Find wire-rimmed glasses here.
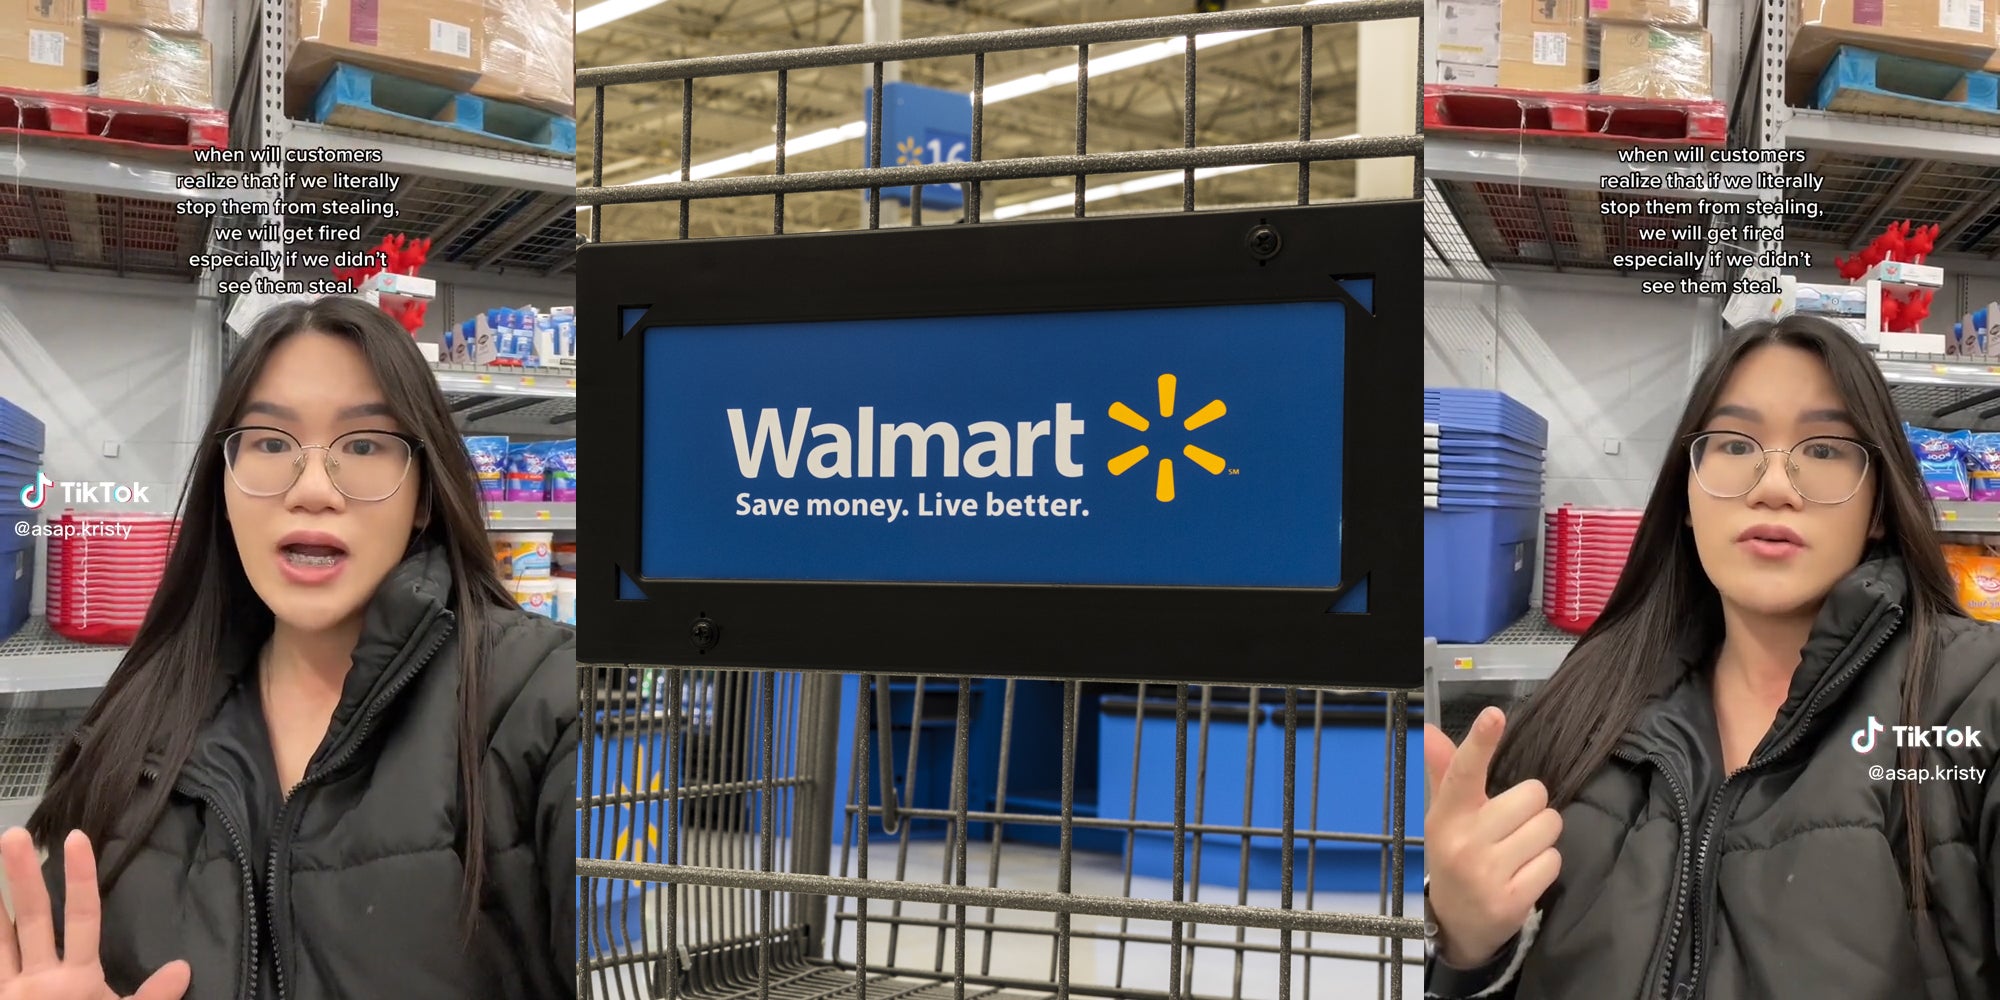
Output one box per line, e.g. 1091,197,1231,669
219,426,421,502
1687,430,1872,505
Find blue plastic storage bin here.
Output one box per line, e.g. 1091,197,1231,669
0,513,31,641
1424,388,1549,447
1432,448,1545,474
0,398,45,455
1098,694,1423,892
1425,505,1541,642
1435,434,1545,461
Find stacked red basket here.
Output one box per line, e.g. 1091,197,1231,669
46,512,180,645
1543,506,1642,635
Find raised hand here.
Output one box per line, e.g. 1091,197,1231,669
1423,708,1564,969
0,829,189,1000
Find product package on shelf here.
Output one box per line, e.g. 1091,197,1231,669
289,0,487,116
446,305,576,368
1788,0,1997,105
1589,0,1700,24
46,512,180,646
464,435,509,502
1945,544,2000,621
2,0,86,93
477,0,572,116
86,0,203,33
497,439,576,503
96,25,215,107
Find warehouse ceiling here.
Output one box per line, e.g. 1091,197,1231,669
577,0,1373,241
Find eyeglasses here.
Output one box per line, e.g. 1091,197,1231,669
1687,430,1872,505
219,426,422,502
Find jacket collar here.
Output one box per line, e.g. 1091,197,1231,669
171,543,457,788
1621,550,1908,761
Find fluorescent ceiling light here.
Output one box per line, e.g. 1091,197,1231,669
615,0,1341,187
991,163,1272,219
579,0,671,32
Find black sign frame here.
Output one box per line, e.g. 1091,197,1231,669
578,200,1422,688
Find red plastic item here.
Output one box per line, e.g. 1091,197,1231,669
1543,506,1643,635
45,512,180,646
1424,85,1727,146
0,86,227,156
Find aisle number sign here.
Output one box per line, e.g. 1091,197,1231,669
636,302,1349,589
862,82,972,211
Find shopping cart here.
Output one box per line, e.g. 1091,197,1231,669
579,669,1422,1000
575,6,1426,998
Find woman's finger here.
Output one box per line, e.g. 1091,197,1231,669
0,829,55,972
60,831,100,969
128,959,191,1000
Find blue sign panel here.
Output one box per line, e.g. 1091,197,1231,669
862,82,972,211
638,302,1344,588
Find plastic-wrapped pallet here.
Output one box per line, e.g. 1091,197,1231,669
1484,0,1713,99
1595,24,1713,101
478,0,573,116
95,26,215,107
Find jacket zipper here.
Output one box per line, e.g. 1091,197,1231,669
1634,605,1904,1000
145,765,260,1000
1612,745,1695,1000
264,612,456,1000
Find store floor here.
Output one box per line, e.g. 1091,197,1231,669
587,838,1423,1000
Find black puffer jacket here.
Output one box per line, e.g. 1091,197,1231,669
1427,556,2000,1000
52,545,577,1000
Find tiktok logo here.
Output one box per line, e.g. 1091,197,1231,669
17,471,51,511
1852,716,1885,754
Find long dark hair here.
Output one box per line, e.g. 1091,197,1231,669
1488,313,1960,913
30,297,514,932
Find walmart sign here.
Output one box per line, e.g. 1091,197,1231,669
862,82,971,211
640,302,1345,589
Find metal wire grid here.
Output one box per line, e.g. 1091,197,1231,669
578,669,1423,1000
1422,178,1492,283
279,173,577,274
0,186,206,279
0,618,101,662
1432,179,1710,276
573,3,1422,243
1777,154,2000,251
0,709,80,802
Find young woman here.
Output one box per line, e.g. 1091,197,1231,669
3,297,575,999
1424,314,2000,999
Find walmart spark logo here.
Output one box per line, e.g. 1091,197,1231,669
895,136,924,166
611,745,663,888
1106,374,1228,503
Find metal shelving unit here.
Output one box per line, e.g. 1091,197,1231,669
0,619,126,695
487,502,578,531
1423,0,2000,279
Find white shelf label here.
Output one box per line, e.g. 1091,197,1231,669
431,20,473,59
1533,32,1569,66
1943,0,1983,31
29,30,65,68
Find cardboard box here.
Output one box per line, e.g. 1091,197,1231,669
474,0,572,115
1599,24,1713,100
96,25,213,106
1587,0,1701,24
290,0,486,117
86,0,202,34
1500,0,1589,90
1434,0,1502,86
1790,0,1996,103
0,0,87,93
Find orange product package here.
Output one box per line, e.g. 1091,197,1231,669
1946,546,2000,622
